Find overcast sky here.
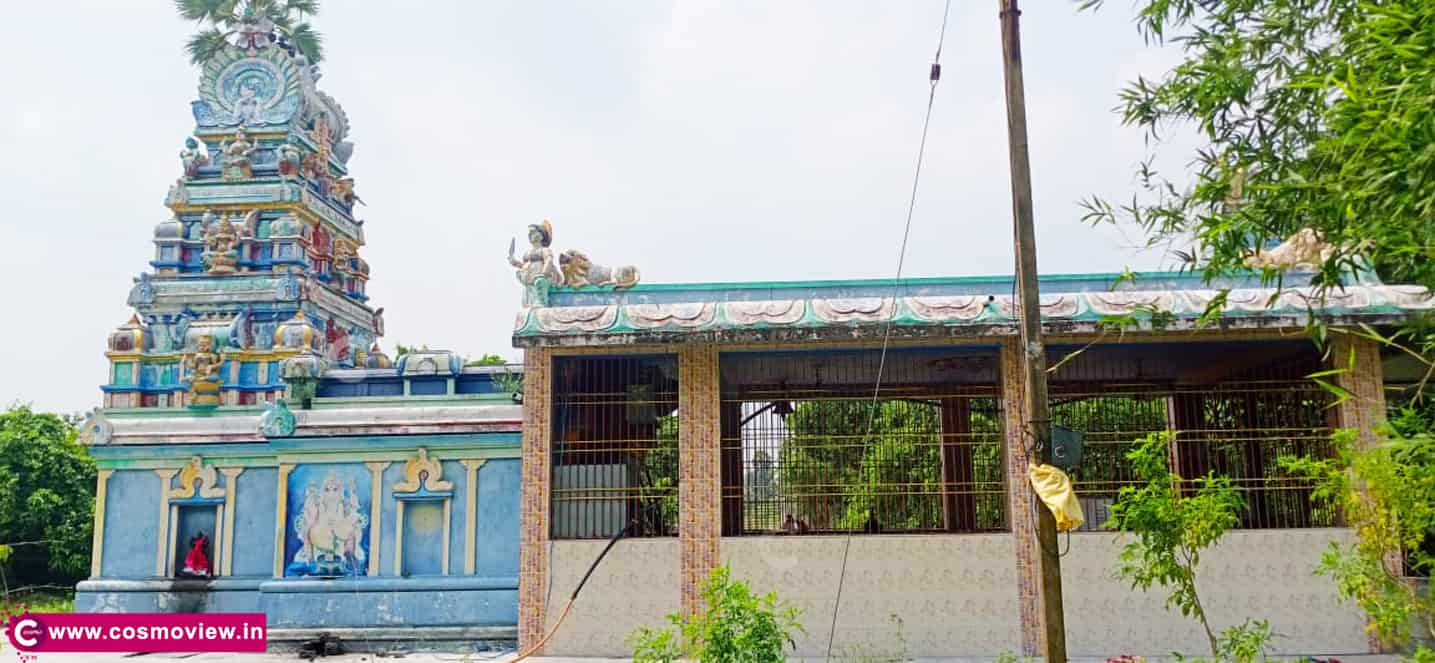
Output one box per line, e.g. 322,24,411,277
0,1,1197,414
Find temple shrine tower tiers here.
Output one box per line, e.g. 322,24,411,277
104,34,388,409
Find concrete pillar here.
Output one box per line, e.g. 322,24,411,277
679,345,722,618
517,348,553,652
1000,338,1043,654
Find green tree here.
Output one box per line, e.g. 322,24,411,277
780,400,943,531
1078,0,1435,294
773,399,1006,532
746,449,774,502
0,405,96,586
1109,431,1272,659
177,0,324,66
1283,414,1435,649
1084,2,1435,655
836,402,943,531
638,415,679,536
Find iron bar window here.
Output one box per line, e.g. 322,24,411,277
550,354,679,539
718,349,1007,536
1048,342,1336,530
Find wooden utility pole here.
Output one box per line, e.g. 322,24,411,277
997,1,1068,660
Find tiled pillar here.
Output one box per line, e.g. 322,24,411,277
517,348,553,652
1000,338,1042,655
1330,334,1387,450
1328,333,1391,653
679,345,721,618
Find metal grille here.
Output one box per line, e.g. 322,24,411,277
719,349,1007,535
1048,342,1336,530
551,355,679,539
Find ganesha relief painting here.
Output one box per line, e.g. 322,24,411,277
284,465,370,577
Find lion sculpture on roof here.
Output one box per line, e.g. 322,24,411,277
559,250,640,289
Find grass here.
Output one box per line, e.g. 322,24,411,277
2,589,75,613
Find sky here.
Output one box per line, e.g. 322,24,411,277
0,1,1198,415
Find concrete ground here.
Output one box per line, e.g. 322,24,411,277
26,655,1407,663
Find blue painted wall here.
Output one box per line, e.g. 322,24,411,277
233,467,278,577
474,459,521,577
82,429,521,635
444,460,466,574
101,471,161,578
258,578,518,627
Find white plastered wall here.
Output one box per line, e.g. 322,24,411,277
1062,528,1368,656
541,538,680,657
723,534,1022,657
539,529,1367,658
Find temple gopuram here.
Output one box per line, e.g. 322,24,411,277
75,10,1435,661
76,19,521,650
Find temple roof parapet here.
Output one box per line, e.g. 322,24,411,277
81,402,522,447
512,270,1434,347
82,363,523,446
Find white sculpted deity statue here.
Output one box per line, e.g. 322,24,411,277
507,219,564,306
180,137,209,179
233,82,265,126
219,128,257,180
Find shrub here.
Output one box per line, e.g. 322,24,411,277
630,565,802,663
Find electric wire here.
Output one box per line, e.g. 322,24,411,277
511,518,636,663
826,1,952,658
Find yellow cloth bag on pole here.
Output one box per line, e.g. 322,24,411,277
1027,464,1084,532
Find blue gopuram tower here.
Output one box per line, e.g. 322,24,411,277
103,34,386,410
77,21,522,644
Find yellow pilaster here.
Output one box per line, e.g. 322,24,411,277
393,501,406,576
365,462,389,577
273,464,294,577
167,504,180,573
442,499,452,575
153,469,179,577
219,468,244,576
90,470,114,578
461,459,487,575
